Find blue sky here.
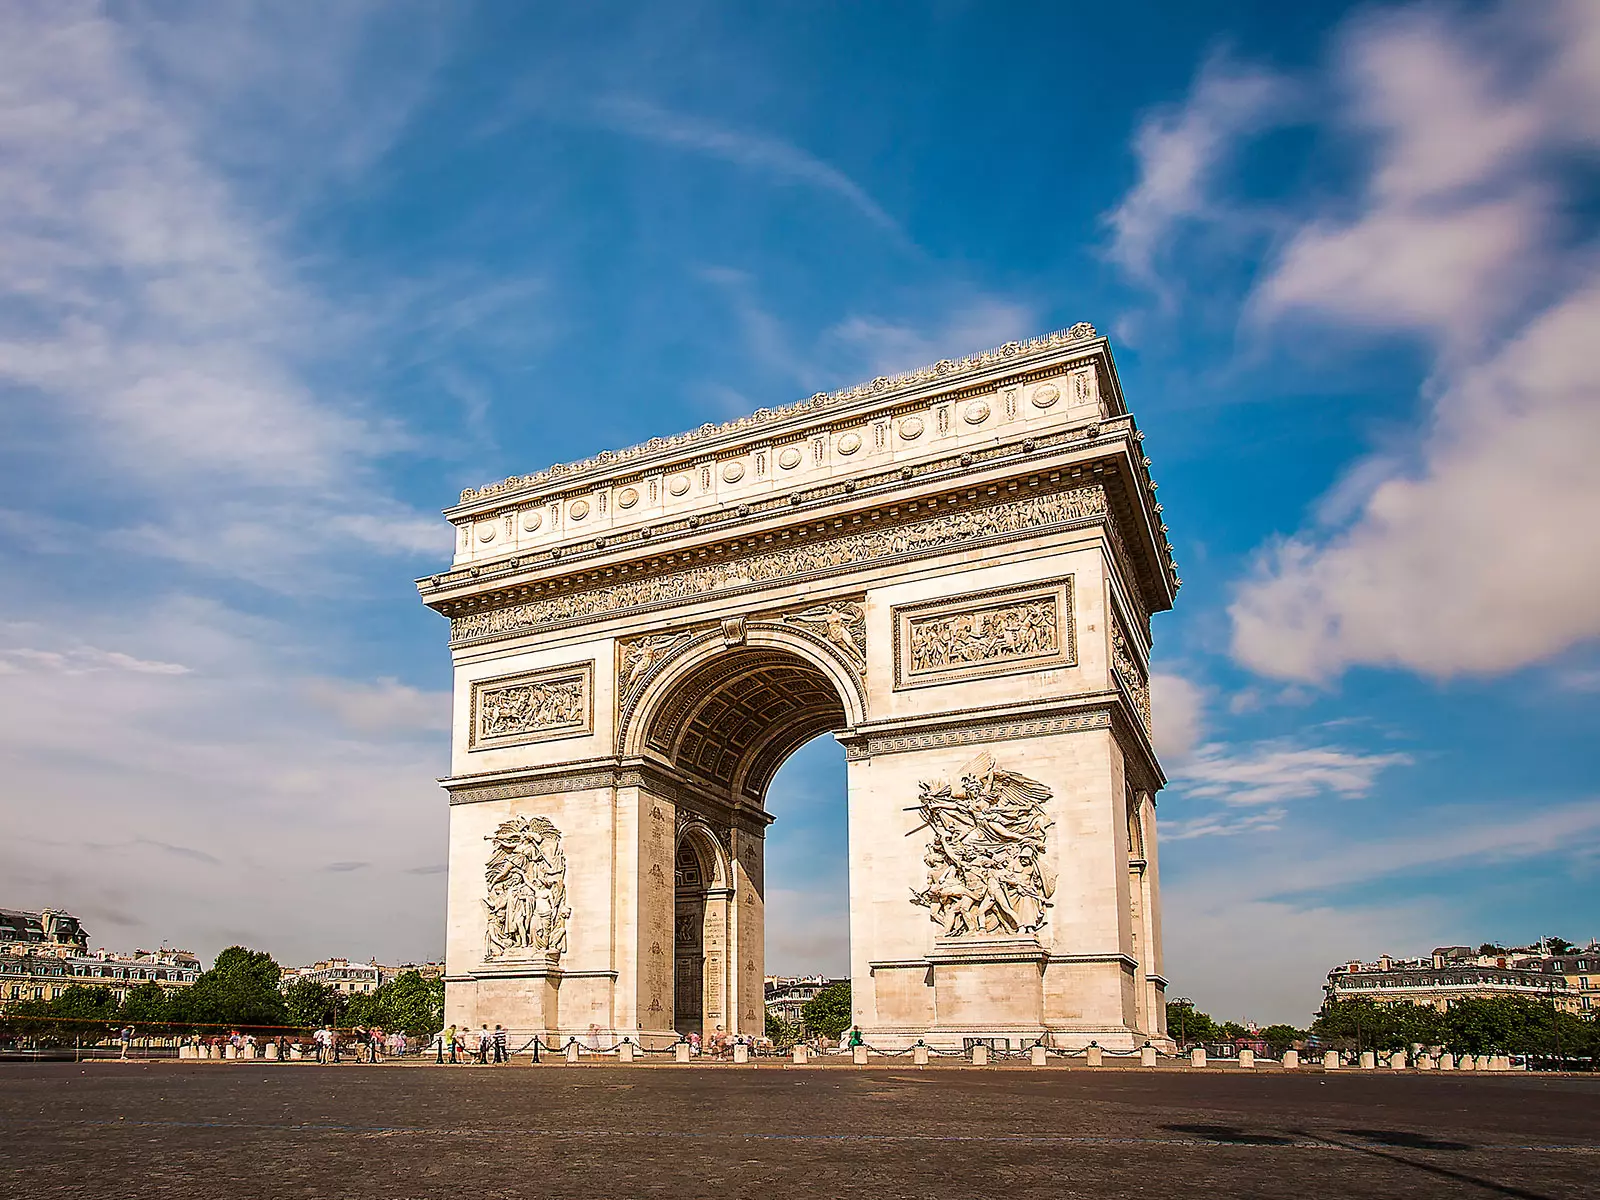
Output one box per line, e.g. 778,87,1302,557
1,0,1596,1025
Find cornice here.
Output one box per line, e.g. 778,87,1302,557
452,323,1108,510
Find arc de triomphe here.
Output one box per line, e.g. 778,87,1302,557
418,324,1178,1050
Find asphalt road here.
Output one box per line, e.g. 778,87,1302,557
1,1061,1595,1199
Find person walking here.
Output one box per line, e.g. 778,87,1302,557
313,1026,328,1064
476,1025,490,1064
327,1024,340,1064
445,1023,458,1064
368,1026,383,1064
118,1025,133,1060
493,1024,507,1064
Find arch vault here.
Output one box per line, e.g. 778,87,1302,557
419,324,1180,1050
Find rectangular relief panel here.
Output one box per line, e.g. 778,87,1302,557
892,577,1075,690
468,661,595,751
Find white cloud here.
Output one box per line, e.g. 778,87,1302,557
1150,671,1205,764
593,95,902,238
1229,0,1600,681
1104,52,1289,289
824,297,1038,381
1173,739,1410,807
304,676,451,734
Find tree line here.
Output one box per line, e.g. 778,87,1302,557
0,946,444,1045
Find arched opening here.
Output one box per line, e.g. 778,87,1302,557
635,640,856,1042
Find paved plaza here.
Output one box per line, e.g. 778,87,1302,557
1,1062,1596,1199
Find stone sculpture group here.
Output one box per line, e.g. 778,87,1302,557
908,752,1056,938
483,815,570,959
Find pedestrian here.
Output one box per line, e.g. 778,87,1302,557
395,1030,408,1058
368,1026,383,1064
493,1024,507,1064
445,1023,458,1064
313,1026,327,1064
688,1031,701,1056
118,1025,133,1060
326,1024,340,1064
477,1025,490,1064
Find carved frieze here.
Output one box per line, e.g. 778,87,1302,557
908,752,1056,937
782,600,866,673
1110,612,1151,732
483,815,570,960
892,578,1075,689
469,662,594,750
616,631,691,711
452,483,1106,644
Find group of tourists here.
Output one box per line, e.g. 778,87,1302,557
433,1023,510,1064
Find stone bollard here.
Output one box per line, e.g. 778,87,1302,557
243,1045,257,1060
1030,1045,1048,1067
1359,1051,1376,1070
1491,1055,1511,1072
1323,1050,1340,1070
852,1045,870,1065
913,1044,930,1066
733,1042,749,1065
792,1044,808,1065
1438,1052,1454,1070
1086,1045,1104,1067
1459,1053,1475,1070
1389,1051,1406,1070
265,1043,278,1060
1475,1054,1491,1071
1140,1045,1158,1068
290,1045,303,1060
675,1042,691,1064
1417,1054,1434,1070
1190,1046,1207,1068
618,1041,635,1064
1282,1050,1300,1069
225,1044,238,1060
1239,1049,1255,1069
969,1044,989,1066
565,1040,580,1064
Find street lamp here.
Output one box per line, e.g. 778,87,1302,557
1172,996,1194,1048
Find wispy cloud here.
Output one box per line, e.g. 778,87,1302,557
1173,739,1411,807
593,95,904,239
304,676,451,735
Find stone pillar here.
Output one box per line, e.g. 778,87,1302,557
1086,1044,1104,1067
969,1044,989,1066
618,1040,635,1064
913,1044,930,1066
1140,1045,1157,1067
1358,1051,1376,1070
732,1042,749,1064
1322,1050,1339,1070
1282,1050,1299,1069
1238,1049,1254,1069
675,1042,691,1064
852,1045,870,1065
1438,1052,1455,1070
1190,1046,1206,1068
1030,1044,1048,1066
792,1044,808,1065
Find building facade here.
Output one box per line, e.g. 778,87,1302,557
763,975,844,1029
1,909,200,1006
1326,948,1582,1014
279,958,446,994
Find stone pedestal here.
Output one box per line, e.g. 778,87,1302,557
1281,1050,1299,1069
618,1041,635,1063
912,1044,929,1065
969,1044,990,1066
265,1043,278,1060
921,936,1046,1048
1030,1044,1048,1066
733,1042,749,1064
1460,1053,1475,1070
1389,1052,1406,1070
852,1045,869,1065
675,1042,691,1064
1475,1054,1491,1071
1359,1051,1376,1070
792,1045,808,1065
565,1040,580,1064
1085,1044,1103,1067
290,1045,303,1060
224,1045,237,1060
1439,1053,1455,1070
1189,1046,1206,1068
1140,1045,1157,1067
1238,1049,1254,1069
1322,1051,1339,1070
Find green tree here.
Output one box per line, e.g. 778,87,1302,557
1259,1024,1305,1057
1478,943,1507,956
177,946,288,1031
765,1010,800,1048
284,978,344,1030
45,985,119,1044
1166,1001,1218,1046
1544,937,1575,955
119,982,171,1034
801,981,852,1039
376,971,445,1036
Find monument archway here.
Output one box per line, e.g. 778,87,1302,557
421,324,1179,1050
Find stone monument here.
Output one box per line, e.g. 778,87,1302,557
418,325,1179,1050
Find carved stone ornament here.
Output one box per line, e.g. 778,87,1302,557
907,752,1056,937
782,600,866,672
483,815,570,961
892,578,1075,689
470,662,594,749
617,631,691,706
1110,612,1151,731
459,323,1100,504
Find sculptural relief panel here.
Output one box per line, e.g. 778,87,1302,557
482,815,570,961
468,661,594,750
1110,612,1151,732
892,578,1075,689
